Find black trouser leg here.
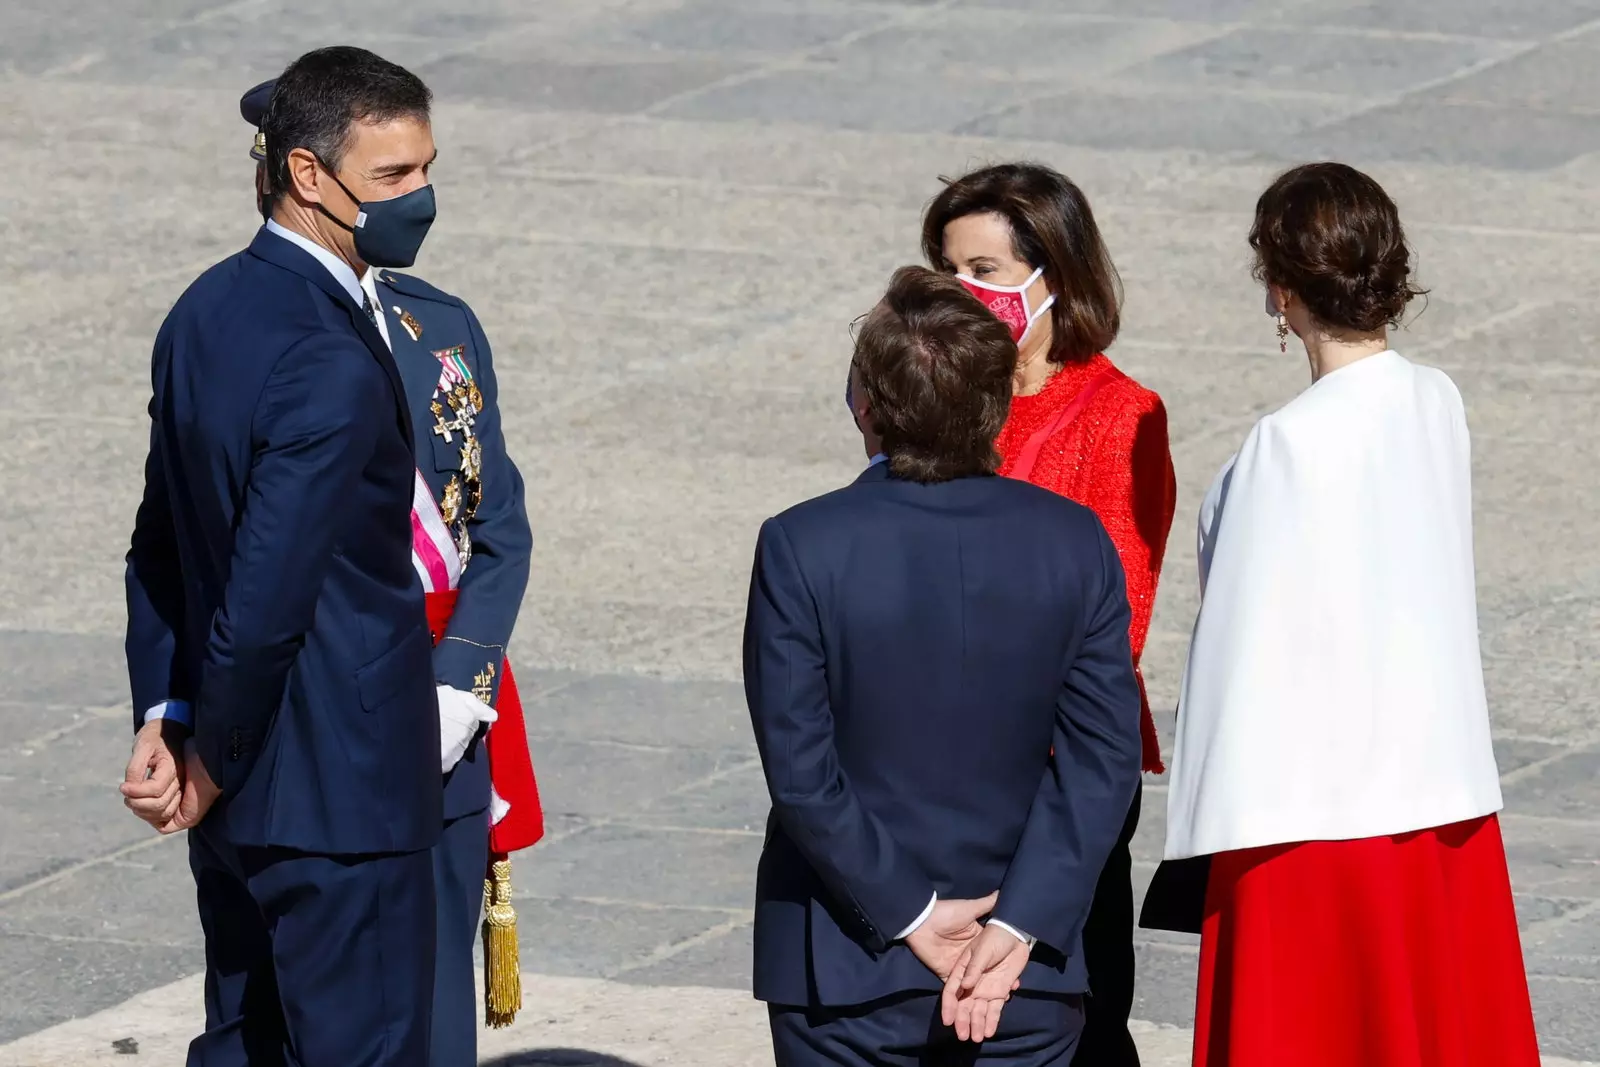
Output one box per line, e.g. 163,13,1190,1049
1072,782,1142,1067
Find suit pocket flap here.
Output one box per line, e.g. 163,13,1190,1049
356,625,432,711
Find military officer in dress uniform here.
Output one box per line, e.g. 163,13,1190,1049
241,78,545,1064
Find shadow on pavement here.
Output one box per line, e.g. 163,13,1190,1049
481,1050,647,1067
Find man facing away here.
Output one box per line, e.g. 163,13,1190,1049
744,266,1145,1066
120,48,449,1065
236,73,544,1065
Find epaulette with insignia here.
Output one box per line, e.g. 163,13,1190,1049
376,269,465,309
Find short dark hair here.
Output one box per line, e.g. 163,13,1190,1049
1250,162,1427,333
853,267,1017,484
262,46,432,210
921,162,1121,365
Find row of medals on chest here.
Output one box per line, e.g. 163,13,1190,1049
430,378,484,563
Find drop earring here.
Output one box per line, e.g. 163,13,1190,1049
1275,314,1290,353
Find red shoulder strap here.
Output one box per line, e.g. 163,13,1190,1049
1007,367,1119,484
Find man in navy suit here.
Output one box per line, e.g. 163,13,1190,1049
236,74,538,1066
744,267,1143,1065
121,48,448,1066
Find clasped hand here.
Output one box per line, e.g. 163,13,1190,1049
903,893,1033,1045
120,719,221,835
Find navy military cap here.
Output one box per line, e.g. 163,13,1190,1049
240,78,275,161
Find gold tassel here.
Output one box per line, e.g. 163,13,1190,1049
482,857,521,1028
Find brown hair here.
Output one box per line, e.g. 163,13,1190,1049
853,266,1017,484
1250,162,1427,333
921,162,1121,365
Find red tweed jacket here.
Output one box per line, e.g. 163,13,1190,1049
996,353,1177,773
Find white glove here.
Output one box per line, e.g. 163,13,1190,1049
437,685,498,773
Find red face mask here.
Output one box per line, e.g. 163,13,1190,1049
956,267,1055,344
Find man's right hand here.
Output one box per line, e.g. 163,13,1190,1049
121,719,188,829
155,739,221,835
904,892,999,981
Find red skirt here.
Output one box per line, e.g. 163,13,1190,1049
1195,815,1540,1067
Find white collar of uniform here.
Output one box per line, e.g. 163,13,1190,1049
264,218,364,307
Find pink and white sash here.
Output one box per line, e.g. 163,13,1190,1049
410,468,462,593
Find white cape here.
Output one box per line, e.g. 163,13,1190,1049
1164,351,1503,860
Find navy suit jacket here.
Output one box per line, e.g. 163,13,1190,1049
373,269,531,819
744,463,1143,1007
125,228,442,855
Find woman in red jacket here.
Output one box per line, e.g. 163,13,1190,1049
924,162,1176,1067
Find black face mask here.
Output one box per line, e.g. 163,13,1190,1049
316,160,436,269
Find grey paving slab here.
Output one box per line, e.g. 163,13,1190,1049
1287,100,1600,171
518,823,760,913
0,847,200,949
1421,38,1600,111
1499,813,1600,898
0,0,225,75
420,52,754,115
0,631,127,708
496,896,744,980
660,65,1027,134
562,0,894,58
619,921,752,988
963,0,1297,19
525,740,748,821
963,87,1360,154
518,673,749,752
815,9,1217,85
0,932,200,1045
51,18,449,91
1118,26,1516,97
1503,748,1600,821
1283,0,1600,39
1532,978,1600,1063
636,763,768,833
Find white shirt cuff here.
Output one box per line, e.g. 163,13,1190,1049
987,919,1036,948
895,893,938,941
141,700,193,730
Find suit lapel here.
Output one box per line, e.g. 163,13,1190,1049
247,228,413,444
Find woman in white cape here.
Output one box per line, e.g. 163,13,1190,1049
1164,162,1540,1067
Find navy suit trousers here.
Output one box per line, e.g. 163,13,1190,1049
770,992,1084,1067
429,809,489,1067
186,830,435,1067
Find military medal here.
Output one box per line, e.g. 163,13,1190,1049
434,345,472,393
431,400,467,444
441,475,463,525
394,306,424,342
459,438,483,484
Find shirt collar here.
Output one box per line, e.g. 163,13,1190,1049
868,453,888,467
264,218,364,307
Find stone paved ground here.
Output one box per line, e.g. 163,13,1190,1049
2,0,1599,1062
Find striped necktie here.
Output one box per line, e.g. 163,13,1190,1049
360,291,379,328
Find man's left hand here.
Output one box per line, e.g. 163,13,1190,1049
941,923,1032,1042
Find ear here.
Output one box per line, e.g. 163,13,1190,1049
284,147,326,206
1267,284,1294,316
854,396,878,435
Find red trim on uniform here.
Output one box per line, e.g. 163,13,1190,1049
425,590,544,854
